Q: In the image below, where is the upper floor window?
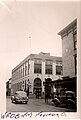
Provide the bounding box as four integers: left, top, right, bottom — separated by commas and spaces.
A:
45, 64, 52, 74
34, 64, 42, 74
56, 65, 62, 75
45, 60, 53, 74
74, 54, 77, 75
22, 64, 25, 77
25, 62, 27, 76
28, 59, 30, 74
73, 32, 77, 50
21, 66, 23, 78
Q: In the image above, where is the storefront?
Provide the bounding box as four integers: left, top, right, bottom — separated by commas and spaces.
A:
52, 77, 76, 95
43, 77, 76, 96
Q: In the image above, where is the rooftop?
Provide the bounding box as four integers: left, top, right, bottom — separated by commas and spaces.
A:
12, 52, 62, 72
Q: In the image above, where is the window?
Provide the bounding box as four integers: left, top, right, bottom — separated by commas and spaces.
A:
34, 78, 42, 87
21, 66, 23, 78
45, 60, 53, 74
23, 64, 25, 77
28, 59, 30, 74
74, 55, 77, 75
25, 62, 27, 76
45, 65, 52, 74
56, 66, 62, 75
34, 64, 42, 74
73, 32, 77, 50
34, 58, 42, 74
19, 68, 20, 78
73, 31, 77, 75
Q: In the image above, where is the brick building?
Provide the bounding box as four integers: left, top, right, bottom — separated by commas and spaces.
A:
42, 19, 77, 101
55, 19, 77, 93
58, 19, 77, 78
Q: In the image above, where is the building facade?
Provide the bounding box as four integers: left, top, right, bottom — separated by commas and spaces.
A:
6, 78, 12, 96
11, 52, 62, 95
58, 19, 77, 78
52, 19, 77, 97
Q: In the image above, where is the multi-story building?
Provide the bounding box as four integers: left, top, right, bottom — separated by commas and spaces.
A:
11, 52, 62, 95
54, 19, 77, 94
58, 19, 77, 78
43, 19, 77, 101
6, 78, 12, 96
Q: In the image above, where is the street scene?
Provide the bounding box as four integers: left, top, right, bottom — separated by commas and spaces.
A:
6, 96, 75, 112
4, 1, 77, 113
6, 18, 77, 112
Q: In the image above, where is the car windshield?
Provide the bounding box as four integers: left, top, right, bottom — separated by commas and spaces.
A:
66, 93, 74, 97
15, 91, 27, 97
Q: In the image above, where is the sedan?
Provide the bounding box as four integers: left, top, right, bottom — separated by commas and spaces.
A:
11, 91, 29, 104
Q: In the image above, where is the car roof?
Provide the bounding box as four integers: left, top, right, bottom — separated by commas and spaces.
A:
15, 91, 26, 94
65, 91, 75, 94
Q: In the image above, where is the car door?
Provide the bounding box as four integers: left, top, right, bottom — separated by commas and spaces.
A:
60, 93, 66, 104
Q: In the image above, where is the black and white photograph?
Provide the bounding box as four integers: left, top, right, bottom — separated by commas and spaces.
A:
0, 0, 81, 119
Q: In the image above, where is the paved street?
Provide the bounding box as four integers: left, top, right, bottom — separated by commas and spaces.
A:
6, 96, 75, 112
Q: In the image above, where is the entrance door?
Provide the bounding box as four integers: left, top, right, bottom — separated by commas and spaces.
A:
34, 78, 42, 96
45, 78, 52, 98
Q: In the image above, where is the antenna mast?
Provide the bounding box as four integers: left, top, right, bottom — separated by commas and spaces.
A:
29, 36, 31, 54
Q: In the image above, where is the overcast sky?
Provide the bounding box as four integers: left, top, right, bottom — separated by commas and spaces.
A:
0, 0, 78, 84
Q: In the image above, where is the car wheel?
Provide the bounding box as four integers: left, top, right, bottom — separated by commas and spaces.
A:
54, 101, 59, 107
67, 102, 72, 109
25, 101, 28, 104
12, 100, 13, 103
14, 100, 17, 104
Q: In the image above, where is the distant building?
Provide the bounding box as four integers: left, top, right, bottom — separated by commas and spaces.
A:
58, 19, 77, 78
6, 78, 12, 96
11, 52, 62, 96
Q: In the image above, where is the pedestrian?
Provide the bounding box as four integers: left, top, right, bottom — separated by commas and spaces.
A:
36, 91, 37, 98
45, 92, 48, 103
37, 91, 39, 99
37, 91, 38, 98
26, 87, 29, 97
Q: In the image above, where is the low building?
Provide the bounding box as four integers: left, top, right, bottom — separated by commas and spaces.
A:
11, 52, 62, 96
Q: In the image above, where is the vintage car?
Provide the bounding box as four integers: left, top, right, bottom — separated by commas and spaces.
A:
52, 91, 76, 109
11, 91, 29, 104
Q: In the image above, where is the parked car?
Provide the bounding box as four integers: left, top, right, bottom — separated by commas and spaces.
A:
11, 91, 29, 104
52, 91, 76, 109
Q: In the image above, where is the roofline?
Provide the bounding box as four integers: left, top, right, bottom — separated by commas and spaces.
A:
12, 53, 62, 72
58, 18, 77, 36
